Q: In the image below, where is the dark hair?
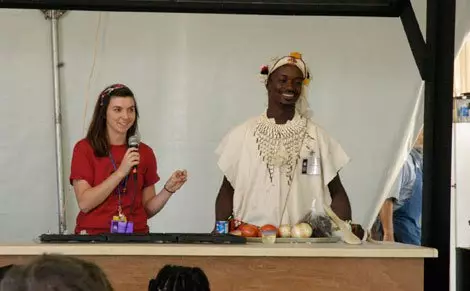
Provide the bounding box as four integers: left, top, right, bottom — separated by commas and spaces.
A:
0, 265, 14, 282
0, 254, 114, 291
86, 83, 139, 157
149, 265, 210, 291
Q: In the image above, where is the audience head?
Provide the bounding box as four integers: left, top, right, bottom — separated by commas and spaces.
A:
149, 265, 210, 291
0, 265, 14, 283
0, 254, 113, 291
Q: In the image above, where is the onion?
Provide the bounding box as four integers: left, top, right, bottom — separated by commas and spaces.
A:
278, 224, 291, 238
291, 223, 313, 238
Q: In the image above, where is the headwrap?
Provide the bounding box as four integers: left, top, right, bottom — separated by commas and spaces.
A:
259, 52, 312, 118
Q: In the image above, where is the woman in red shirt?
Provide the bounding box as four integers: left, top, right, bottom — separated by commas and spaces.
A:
70, 84, 187, 235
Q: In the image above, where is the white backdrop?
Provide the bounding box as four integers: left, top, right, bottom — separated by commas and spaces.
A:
0, 10, 57, 242
60, 11, 423, 234
0, 0, 468, 242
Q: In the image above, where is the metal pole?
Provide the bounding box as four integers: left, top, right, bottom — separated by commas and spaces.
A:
422, 0, 455, 290
42, 10, 67, 234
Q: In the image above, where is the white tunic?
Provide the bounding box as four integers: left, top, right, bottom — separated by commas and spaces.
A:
216, 112, 350, 227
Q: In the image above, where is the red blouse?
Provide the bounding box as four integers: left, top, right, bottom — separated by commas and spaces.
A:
69, 139, 160, 234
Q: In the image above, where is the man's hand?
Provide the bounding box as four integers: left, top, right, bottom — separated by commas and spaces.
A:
351, 224, 365, 240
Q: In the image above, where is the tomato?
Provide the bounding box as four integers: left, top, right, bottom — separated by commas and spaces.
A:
259, 224, 279, 237
229, 218, 245, 232
229, 219, 236, 232
230, 229, 242, 236
239, 224, 259, 237
229, 229, 242, 236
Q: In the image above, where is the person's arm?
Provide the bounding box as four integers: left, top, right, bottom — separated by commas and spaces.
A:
73, 171, 127, 213
328, 174, 365, 239
379, 198, 395, 241
379, 158, 405, 242
328, 174, 352, 221
215, 176, 234, 221
73, 147, 139, 213
142, 170, 187, 218
142, 186, 173, 218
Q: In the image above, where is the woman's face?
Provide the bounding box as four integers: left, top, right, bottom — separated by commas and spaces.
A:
106, 96, 136, 135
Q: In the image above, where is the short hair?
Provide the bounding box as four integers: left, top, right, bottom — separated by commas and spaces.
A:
0, 254, 113, 291
149, 265, 210, 291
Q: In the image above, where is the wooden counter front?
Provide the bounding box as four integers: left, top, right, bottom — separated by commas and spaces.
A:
0, 242, 437, 291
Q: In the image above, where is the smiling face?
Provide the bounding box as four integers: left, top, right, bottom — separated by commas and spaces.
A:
266, 64, 304, 107
86, 85, 140, 156
106, 96, 136, 136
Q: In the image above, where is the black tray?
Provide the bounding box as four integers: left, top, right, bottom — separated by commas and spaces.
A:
177, 233, 246, 244
39, 233, 246, 244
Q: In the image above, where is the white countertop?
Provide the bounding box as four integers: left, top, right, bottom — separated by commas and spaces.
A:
0, 241, 438, 258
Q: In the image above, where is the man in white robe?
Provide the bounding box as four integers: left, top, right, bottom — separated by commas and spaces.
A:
214, 52, 357, 231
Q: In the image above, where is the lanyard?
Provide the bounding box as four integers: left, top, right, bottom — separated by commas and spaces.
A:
109, 152, 129, 217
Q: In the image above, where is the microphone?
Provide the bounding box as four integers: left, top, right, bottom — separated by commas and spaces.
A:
128, 134, 140, 178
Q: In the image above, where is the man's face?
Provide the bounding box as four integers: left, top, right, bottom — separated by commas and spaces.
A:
266, 64, 304, 107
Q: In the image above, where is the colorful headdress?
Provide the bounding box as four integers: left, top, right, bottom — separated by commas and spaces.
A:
259, 52, 312, 117
260, 52, 311, 86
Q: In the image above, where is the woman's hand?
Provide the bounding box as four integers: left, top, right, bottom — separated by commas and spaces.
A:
117, 148, 140, 177
164, 170, 188, 193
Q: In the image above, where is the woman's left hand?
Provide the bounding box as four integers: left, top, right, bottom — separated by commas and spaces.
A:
164, 170, 188, 193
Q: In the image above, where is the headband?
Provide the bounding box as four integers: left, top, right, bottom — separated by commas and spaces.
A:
99, 83, 127, 106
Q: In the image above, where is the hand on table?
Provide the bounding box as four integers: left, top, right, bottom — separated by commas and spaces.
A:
351, 224, 365, 240
383, 232, 395, 242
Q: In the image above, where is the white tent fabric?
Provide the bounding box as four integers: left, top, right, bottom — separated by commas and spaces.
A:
0, 0, 467, 242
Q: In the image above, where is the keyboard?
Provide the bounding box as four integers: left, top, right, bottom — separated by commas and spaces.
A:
39, 233, 246, 244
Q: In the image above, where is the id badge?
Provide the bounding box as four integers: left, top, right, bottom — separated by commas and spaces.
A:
110, 214, 133, 233
302, 151, 321, 175
110, 219, 134, 233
